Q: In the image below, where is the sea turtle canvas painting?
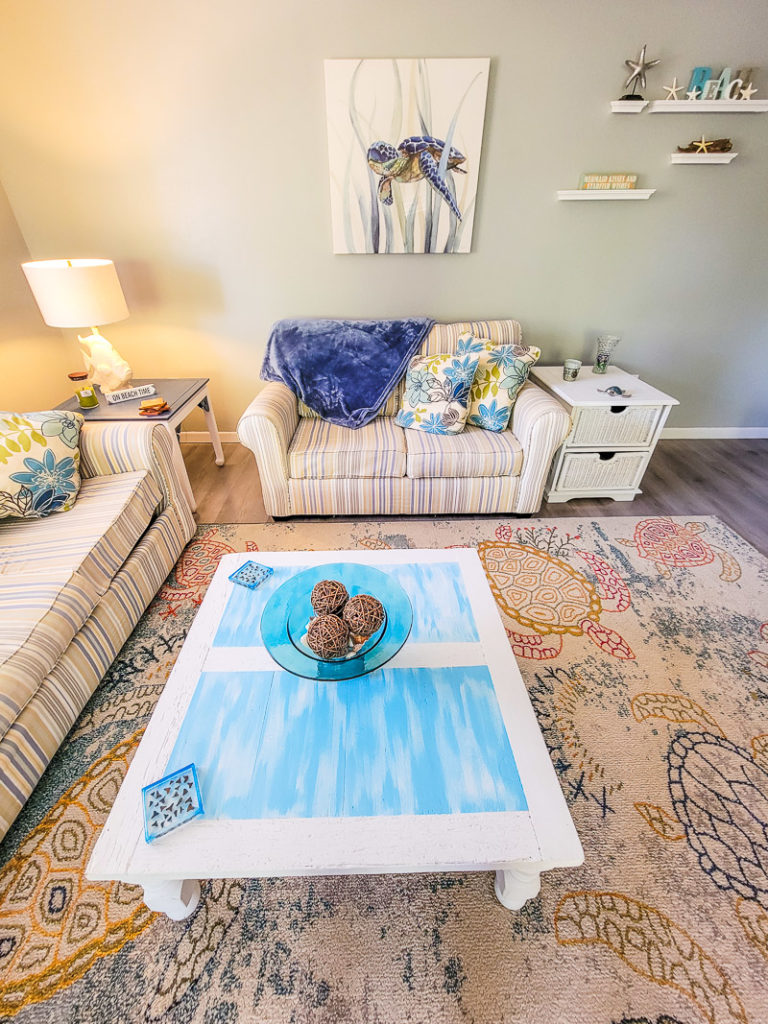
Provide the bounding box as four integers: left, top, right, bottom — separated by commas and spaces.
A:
324, 58, 490, 254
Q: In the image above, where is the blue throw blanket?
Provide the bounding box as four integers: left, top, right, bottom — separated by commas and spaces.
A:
260, 317, 435, 428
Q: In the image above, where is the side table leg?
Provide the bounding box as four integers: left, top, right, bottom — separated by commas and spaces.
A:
141, 878, 201, 920
162, 422, 198, 513
495, 863, 542, 910
198, 393, 225, 466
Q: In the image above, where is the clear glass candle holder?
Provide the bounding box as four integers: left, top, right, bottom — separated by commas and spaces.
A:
593, 335, 620, 374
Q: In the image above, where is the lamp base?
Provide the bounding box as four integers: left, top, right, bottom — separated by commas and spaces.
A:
78, 327, 133, 394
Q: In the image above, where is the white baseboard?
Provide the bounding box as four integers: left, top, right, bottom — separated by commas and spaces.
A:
181, 430, 239, 444
661, 427, 768, 439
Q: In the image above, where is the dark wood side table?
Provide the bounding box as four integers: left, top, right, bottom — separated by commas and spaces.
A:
56, 378, 224, 513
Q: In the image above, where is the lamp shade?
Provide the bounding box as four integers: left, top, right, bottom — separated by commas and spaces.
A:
21, 258, 129, 328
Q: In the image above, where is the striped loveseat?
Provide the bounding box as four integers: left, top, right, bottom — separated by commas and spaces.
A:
0, 422, 195, 838
238, 319, 571, 517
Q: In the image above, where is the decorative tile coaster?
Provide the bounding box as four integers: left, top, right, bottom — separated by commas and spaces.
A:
142, 763, 204, 842
228, 560, 274, 590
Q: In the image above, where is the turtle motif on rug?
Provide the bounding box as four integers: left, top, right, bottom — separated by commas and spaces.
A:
620, 516, 741, 582
478, 528, 634, 660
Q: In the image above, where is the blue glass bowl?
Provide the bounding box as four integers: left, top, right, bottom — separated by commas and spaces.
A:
261, 563, 412, 680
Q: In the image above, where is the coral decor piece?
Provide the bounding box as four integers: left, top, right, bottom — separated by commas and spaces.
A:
343, 594, 385, 639
306, 613, 350, 659
78, 330, 133, 393
310, 579, 349, 616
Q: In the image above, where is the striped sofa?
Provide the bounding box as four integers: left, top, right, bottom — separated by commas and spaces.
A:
238, 320, 571, 518
0, 422, 195, 838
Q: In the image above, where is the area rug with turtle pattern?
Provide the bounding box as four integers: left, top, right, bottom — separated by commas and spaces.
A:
1, 515, 766, 1024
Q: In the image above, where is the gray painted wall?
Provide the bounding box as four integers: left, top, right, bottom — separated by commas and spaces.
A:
0, 0, 766, 430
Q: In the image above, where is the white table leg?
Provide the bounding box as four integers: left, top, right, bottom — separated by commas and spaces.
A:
162, 422, 198, 513
141, 878, 201, 920
495, 863, 542, 910
199, 391, 225, 466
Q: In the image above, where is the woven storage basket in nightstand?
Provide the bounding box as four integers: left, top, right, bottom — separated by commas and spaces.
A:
528, 366, 679, 503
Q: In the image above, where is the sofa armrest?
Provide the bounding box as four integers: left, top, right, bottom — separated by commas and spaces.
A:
237, 383, 299, 517
510, 382, 571, 513
79, 421, 195, 539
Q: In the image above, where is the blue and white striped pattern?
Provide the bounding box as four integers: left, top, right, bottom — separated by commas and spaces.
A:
288, 416, 406, 479
405, 424, 523, 479
0, 420, 195, 839
0, 472, 162, 594
167, 666, 527, 819
213, 562, 478, 648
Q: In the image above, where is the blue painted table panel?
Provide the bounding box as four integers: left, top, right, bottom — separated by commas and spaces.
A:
213, 562, 478, 648
167, 666, 527, 819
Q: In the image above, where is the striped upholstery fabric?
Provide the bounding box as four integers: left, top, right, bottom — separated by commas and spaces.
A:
420, 320, 522, 357
0, 420, 195, 838
289, 475, 520, 516
288, 417, 406, 479
79, 421, 195, 540
0, 570, 99, 741
405, 425, 523, 479
509, 383, 572, 513
0, 471, 161, 595
0, 507, 190, 836
238, 384, 297, 517
299, 390, 401, 419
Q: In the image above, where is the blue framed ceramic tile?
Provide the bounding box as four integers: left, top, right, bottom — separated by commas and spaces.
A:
142, 763, 204, 842
228, 561, 274, 590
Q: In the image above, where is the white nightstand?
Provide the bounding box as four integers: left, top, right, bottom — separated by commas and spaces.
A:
529, 365, 679, 502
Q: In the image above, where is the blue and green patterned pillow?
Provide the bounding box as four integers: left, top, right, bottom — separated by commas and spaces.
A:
457, 332, 541, 432
0, 410, 84, 519
395, 351, 481, 435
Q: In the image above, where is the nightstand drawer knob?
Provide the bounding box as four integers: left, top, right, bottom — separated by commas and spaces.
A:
609, 405, 628, 414
598, 452, 616, 461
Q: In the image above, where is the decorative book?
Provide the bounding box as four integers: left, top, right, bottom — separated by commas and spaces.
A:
142, 763, 204, 842
579, 173, 638, 190
104, 383, 157, 405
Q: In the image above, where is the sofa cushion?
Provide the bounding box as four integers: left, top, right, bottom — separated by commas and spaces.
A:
0, 569, 100, 741
456, 334, 541, 432
395, 352, 480, 435
288, 417, 406, 479
0, 470, 162, 594
405, 424, 523, 479
0, 410, 84, 519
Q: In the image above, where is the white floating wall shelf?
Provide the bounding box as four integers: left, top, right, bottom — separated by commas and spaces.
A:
649, 100, 768, 113
670, 152, 738, 164
610, 100, 648, 113
557, 189, 656, 201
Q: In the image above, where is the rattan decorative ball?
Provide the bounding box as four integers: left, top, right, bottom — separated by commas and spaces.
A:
342, 594, 385, 638
310, 579, 349, 616
306, 614, 350, 659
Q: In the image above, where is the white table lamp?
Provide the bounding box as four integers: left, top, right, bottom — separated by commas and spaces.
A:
22, 258, 133, 393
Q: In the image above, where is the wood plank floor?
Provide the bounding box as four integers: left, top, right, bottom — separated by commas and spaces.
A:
181, 439, 768, 555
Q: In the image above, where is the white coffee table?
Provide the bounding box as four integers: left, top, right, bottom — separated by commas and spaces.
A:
87, 549, 583, 919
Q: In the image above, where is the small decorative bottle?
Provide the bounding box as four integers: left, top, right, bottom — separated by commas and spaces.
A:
68, 371, 99, 409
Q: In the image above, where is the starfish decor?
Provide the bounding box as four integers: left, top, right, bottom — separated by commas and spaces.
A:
663, 77, 682, 100
740, 82, 757, 100
694, 136, 712, 153
623, 44, 660, 95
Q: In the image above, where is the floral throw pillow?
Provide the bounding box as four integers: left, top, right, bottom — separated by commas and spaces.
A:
395, 352, 480, 435
0, 410, 84, 519
457, 332, 541, 432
